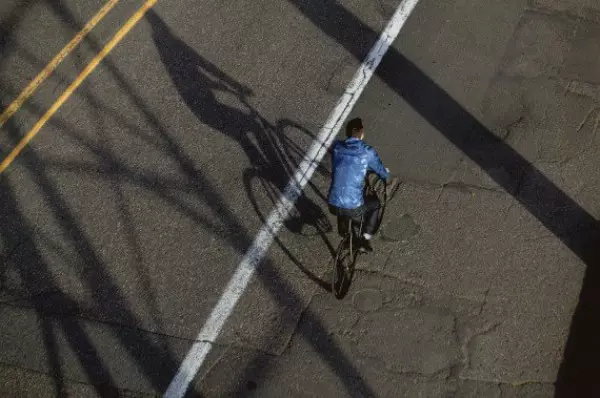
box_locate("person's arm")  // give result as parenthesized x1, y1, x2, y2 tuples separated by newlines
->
(366, 145, 389, 181)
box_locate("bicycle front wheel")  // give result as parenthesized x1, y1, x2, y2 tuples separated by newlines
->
(332, 234, 354, 299)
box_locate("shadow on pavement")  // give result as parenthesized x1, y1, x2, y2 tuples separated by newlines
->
(1, 176, 115, 396)
(0, 0, 35, 59)
(283, 0, 600, 395)
(0, 123, 181, 395)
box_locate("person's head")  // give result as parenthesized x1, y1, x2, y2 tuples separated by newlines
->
(346, 117, 364, 139)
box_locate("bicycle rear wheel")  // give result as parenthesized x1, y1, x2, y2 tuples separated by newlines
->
(332, 233, 354, 299)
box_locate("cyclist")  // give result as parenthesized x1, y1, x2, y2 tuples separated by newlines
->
(327, 117, 394, 253)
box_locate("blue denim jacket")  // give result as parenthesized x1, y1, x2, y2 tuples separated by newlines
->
(327, 137, 389, 209)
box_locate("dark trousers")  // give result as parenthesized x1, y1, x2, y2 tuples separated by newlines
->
(329, 196, 381, 237)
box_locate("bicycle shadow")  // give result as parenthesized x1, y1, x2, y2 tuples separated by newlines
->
(148, 10, 334, 291)
(145, 13, 377, 396)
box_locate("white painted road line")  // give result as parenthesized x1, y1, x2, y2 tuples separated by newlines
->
(164, 0, 421, 396)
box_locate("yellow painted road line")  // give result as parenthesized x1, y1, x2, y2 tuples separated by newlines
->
(0, 0, 121, 129)
(0, 0, 159, 174)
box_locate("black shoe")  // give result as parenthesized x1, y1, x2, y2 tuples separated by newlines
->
(358, 239, 373, 253)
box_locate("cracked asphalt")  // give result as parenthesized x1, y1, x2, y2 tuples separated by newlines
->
(2, 0, 600, 396)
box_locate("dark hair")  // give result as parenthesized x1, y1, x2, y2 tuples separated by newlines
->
(346, 117, 364, 138)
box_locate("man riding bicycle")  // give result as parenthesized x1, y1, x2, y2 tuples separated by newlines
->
(327, 117, 395, 253)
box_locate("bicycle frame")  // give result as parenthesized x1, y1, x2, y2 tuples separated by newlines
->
(332, 175, 395, 298)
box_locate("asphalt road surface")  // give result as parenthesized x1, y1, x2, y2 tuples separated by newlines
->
(2, 0, 600, 396)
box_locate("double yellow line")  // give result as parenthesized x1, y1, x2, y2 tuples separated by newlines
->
(0, 0, 159, 173)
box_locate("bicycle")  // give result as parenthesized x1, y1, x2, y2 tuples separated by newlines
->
(331, 172, 399, 299)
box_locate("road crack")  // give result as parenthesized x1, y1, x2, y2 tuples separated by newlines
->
(460, 321, 501, 373)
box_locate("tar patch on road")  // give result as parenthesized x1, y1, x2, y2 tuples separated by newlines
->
(381, 213, 421, 243)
